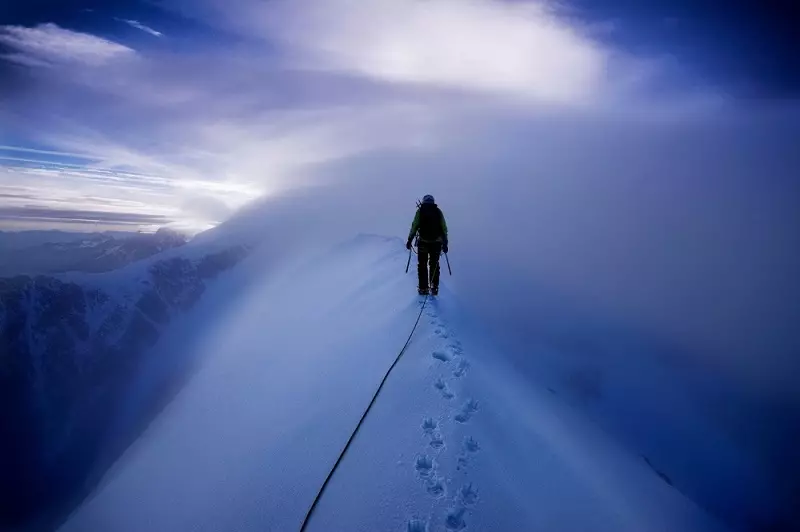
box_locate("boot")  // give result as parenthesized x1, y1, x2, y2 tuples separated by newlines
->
(418, 286, 429, 295)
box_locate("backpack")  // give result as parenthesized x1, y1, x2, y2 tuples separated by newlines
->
(416, 201, 445, 241)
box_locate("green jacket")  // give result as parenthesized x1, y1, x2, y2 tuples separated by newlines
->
(408, 207, 448, 243)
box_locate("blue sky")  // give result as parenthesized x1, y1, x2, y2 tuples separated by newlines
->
(0, 0, 797, 232)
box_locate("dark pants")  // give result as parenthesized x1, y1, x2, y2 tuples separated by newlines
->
(418, 241, 442, 291)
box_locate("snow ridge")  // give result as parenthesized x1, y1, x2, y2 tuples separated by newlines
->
(55, 235, 729, 532)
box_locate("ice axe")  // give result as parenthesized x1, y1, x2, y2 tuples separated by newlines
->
(405, 235, 418, 273)
(404, 199, 423, 274)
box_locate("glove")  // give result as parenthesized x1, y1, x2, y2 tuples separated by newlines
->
(406, 239, 412, 250)
(442, 242, 449, 254)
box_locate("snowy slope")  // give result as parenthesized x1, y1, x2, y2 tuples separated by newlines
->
(0, 236, 249, 530)
(58, 235, 726, 532)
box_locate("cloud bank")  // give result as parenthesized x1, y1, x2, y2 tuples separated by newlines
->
(0, 0, 724, 231)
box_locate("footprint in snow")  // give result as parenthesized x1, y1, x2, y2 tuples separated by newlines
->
(407, 518, 428, 532)
(421, 417, 438, 433)
(435, 329, 450, 339)
(457, 437, 480, 470)
(453, 359, 469, 378)
(415, 455, 434, 478)
(448, 344, 464, 357)
(457, 483, 479, 506)
(445, 486, 479, 530)
(426, 476, 447, 498)
(432, 350, 451, 362)
(464, 399, 480, 413)
(455, 399, 479, 423)
(463, 436, 480, 453)
(422, 414, 445, 450)
(445, 507, 467, 531)
(434, 377, 455, 399)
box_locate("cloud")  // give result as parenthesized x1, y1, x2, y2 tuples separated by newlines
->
(191, 0, 639, 106)
(0, 133, 272, 232)
(0, 0, 727, 233)
(0, 145, 98, 160)
(115, 18, 163, 38)
(0, 23, 134, 68)
(0, 206, 172, 226)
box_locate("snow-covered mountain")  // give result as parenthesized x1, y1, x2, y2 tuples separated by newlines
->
(0, 230, 131, 251)
(2, 191, 795, 532)
(0, 240, 249, 530)
(0, 228, 188, 276)
(44, 233, 765, 532)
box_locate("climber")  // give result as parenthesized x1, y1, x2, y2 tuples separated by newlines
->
(406, 195, 448, 296)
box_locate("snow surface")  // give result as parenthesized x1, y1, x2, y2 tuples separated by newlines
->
(58, 235, 726, 532)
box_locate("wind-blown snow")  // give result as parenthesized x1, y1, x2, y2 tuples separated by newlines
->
(59, 235, 725, 532)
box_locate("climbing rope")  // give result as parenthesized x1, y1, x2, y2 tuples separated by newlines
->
(298, 256, 440, 531)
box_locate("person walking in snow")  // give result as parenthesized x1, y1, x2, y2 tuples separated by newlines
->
(406, 195, 448, 296)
